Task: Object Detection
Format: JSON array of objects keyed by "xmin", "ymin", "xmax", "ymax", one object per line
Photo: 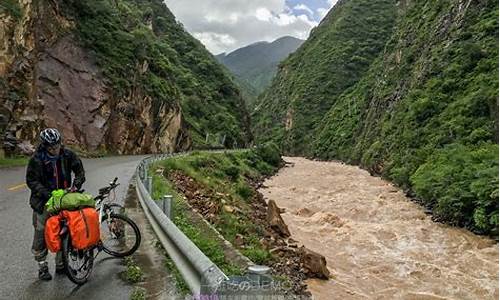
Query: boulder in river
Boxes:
[
  {"xmin": 267, "ymin": 200, "xmax": 291, "ymax": 237},
  {"xmin": 299, "ymin": 246, "xmax": 330, "ymax": 279}
]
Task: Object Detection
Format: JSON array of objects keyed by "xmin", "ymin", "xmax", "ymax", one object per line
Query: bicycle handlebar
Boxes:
[{"xmin": 97, "ymin": 177, "xmax": 120, "ymax": 196}]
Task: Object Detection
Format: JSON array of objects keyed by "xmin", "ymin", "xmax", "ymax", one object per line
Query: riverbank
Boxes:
[
  {"xmin": 150, "ymin": 146, "xmax": 322, "ymax": 297},
  {"xmin": 260, "ymin": 157, "xmax": 499, "ymax": 300}
]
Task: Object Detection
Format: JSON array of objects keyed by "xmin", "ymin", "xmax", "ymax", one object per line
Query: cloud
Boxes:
[
  {"xmin": 316, "ymin": 0, "xmax": 339, "ymax": 20},
  {"xmin": 164, "ymin": 0, "xmax": 318, "ymax": 54},
  {"xmin": 327, "ymin": 0, "xmax": 339, "ymax": 6},
  {"xmin": 293, "ymin": 4, "xmax": 314, "ymax": 16},
  {"xmin": 255, "ymin": 7, "xmax": 273, "ymax": 22},
  {"xmin": 326, "ymin": 0, "xmax": 340, "ymax": 10},
  {"xmin": 317, "ymin": 7, "xmax": 329, "ymax": 19},
  {"xmin": 192, "ymin": 32, "xmax": 237, "ymax": 53}
]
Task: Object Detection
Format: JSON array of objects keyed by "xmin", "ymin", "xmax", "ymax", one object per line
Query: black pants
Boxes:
[{"xmin": 31, "ymin": 209, "xmax": 62, "ymax": 266}]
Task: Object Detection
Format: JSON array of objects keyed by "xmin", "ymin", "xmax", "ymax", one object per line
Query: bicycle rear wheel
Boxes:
[
  {"xmin": 62, "ymin": 234, "xmax": 94, "ymax": 285},
  {"xmin": 100, "ymin": 213, "xmax": 141, "ymax": 257},
  {"xmin": 108, "ymin": 203, "xmax": 125, "ymax": 214}
]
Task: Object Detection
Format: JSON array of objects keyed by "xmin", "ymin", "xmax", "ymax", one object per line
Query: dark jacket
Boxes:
[{"xmin": 26, "ymin": 145, "xmax": 85, "ymax": 213}]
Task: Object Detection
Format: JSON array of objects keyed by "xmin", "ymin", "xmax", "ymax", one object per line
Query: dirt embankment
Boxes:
[
  {"xmin": 168, "ymin": 169, "xmax": 329, "ymax": 298},
  {"xmin": 260, "ymin": 157, "xmax": 499, "ymax": 300}
]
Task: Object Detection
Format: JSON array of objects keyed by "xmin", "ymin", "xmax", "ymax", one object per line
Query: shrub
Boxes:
[
  {"xmin": 411, "ymin": 143, "xmax": 498, "ymax": 234},
  {"xmin": 235, "ymin": 182, "xmax": 253, "ymax": 200},
  {"xmin": 254, "ymin": 142, "xmax": 282, "ymax": 167},
  {"xmin": 224, "ymin": 165, "xmax": 240, "ymax": 181},
  {"xmin": 0, "ymin": 0, "xmax": 22, "ymax": 20},
  {"xmin": 242, "ymin": 248, "xmax": 272, "ymax": 265}
]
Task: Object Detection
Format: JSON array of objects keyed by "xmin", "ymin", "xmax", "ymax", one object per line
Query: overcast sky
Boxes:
[{"xmin": 164, "ymin": 0, "xmax": 339, "ymax": 55}]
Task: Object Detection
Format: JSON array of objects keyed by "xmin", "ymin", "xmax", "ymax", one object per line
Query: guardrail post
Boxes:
[
  {"xmin": 247, "ymin": 265, "xmax": 271, "ymax": 285},
  {"xmin": 162, "ymin": 195, "xmax": 172, "ymax": 218},
  {"xmin": 147, "ymin": 176, "xmax": 153, "ymax": 194}
]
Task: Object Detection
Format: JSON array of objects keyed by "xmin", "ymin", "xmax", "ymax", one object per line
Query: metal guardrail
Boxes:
[{"xmin": 134, "ymin": 153, "xmax": 228, "ymax": 294}]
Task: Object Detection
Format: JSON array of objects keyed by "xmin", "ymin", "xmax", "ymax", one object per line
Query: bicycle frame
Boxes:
[
  {"xmin": 95, "ymin": 198, "xmax": 108, "ymax": 225},
  {"xmin": 94, "ymin": 179, "xmax": 122, "ymax": 239}
]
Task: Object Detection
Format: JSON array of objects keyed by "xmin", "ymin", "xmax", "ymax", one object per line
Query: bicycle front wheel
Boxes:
[
  {"xmin": 62, "ymin": 234, "xmax": 94, "ymax": 285},
  {"xmin": 100, "ymin": 213, "xmax": 141, "ymax": 257}
]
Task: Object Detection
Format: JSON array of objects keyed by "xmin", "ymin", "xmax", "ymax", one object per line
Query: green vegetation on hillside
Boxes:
[
  {"xmin": 253, "ymin": 0, "xmax": 499, "ymax": 234},
  {"xmin": 0, "ymin": 0, "xmax": 22, "ymax": 20},
  {"xmin": 60, "ymin": 0, "xmax": 250, "ymax": 148},
  {"xmin": 151, "ymin": 172, "xmax": 244, "ymax": 277},
  {"xmin": 253, "ymin": 0, "xmax": 397, "ymax": 154}
]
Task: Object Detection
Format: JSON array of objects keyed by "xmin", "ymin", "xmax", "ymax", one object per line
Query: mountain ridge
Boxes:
[{"xmin": 216, "ymin": 36, "xmax": 304, "ymax": 105}]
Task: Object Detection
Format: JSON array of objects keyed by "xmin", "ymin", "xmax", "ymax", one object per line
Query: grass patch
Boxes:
[
  {"xmin": 0, "ymin": 0, "xmax": 23, "ymax": 20},
  {"xmin": 130, "ymin": 287, "xmax": 146, "ymax": 300},
  {"xmin": 123, "ymin": 256, "xmax": 143, "ymax": 283},
  {"xmin": 163, "ymin": 255, "xmax": 190, "ymax": 295},
  {"xmin": 0, "ymin": 157, "xmax": 28, "ymax": 168},
  {"xmin": 173, "ymin": 197, "xmax": 244, "ymax": 275},
  {"xmin": 151, "ymin": 169, "xmax": 244, "ymax": 274},
  {"xmin": 273, "ymin": 274, "xmax": 293, "ymax": 290}
]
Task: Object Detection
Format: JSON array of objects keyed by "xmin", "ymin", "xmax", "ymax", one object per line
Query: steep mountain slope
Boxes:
[
  {"xmin": 216, "ymin": 36, "xmax": 304, "ymax": 103},
  {"xmin": 0, "ymin": 0, "xmax": 251, "ymax": 155},
  {"xmin": 253, "ymin": 0, "xmax": 397, "ymax": 152},
  {"xmin": 253, "ymin": 0, "xmax": 499, "ymax": 234}
]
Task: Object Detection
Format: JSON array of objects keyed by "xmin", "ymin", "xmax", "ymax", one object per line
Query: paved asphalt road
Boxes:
[{"xmin": 0, "ymin": 155, "xmax": 145, "ymax": 300}]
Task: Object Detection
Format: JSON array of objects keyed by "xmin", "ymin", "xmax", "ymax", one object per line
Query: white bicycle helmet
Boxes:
[{"xmin": 40, "ymin": 128, "xmax": 61, "ymax": 146}]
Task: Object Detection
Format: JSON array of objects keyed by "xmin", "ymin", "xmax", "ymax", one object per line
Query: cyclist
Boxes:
[{"xmin": 26, "ymin": 128, "xmax": 85, "ymax": 280}]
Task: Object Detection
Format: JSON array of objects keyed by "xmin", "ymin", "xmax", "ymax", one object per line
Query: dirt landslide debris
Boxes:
[{"xmin": 167, "ymin": 170, "xmax": 329, "ymax": 298}]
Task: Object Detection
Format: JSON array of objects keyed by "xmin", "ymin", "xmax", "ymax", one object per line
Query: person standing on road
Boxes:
[{"xmin": 25, "ymin": 128, "xmax": 85, "ymax": 280}]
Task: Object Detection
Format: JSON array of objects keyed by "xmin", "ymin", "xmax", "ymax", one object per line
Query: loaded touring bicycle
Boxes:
[{"xmin": 45, "ymin": 178, "xmax": 141, "ymax": 284}]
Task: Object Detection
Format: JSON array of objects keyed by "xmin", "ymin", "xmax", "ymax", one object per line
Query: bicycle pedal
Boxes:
[{"xmin": 97, "ymin": 242, "xmax": 104, "ymax": 250}]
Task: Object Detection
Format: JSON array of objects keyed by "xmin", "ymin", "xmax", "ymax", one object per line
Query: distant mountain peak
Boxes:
[
  {"xmin": 216, "ymin": 36, "xmax": 304, "ymax": 104},
  {"xmin": 273, "ymin": 36, "xmax": 302, "ymax": 43}
]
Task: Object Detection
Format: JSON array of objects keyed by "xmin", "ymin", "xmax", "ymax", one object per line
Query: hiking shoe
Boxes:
[
  {"xmin": 38, "ymin": 264, "xmax": 52, "ymax": 281},
  {"xmin": 55, "ymin": 264, "xmax": 66, "ymax": 274}
]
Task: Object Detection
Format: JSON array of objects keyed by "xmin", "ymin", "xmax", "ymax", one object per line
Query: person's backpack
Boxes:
[{"xmin": 45, "ymin": 190, "xmax": 95, "ymax": 213}]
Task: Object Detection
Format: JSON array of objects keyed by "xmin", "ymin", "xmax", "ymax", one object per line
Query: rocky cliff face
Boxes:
[
  {"xmin": 0, "ymin": 0, "xmax": 188, "ymax": 155},
  {"xmin": 1, "ymin": 0, "xmax": 249, "ymax": 155}
]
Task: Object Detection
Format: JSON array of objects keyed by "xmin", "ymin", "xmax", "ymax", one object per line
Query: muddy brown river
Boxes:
[{"xmin": 260, "ymin": 157, "xmax": 499, "ymax": 300}]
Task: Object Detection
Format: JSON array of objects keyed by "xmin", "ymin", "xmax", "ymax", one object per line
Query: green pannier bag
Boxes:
[{"xmin": 45, "ymin": 189, "xmax": 96, "ymax": 213}]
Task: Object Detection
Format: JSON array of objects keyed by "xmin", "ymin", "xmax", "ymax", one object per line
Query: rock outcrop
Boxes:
[
  {"xmin": 0, "ymin": 0, "xmax": 250, "ymax": 156},
  {"xmin": 0, "ymin": 1, "xmax": 189, "ymax": 155}
]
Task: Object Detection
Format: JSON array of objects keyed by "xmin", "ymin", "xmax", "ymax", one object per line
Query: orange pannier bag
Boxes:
[
  {"xmin": 62, "ymin": 208, "xmax": 100, "ymax": 250},
  {"xmin": 45, "ymin": 214, "xmax": 62, "ymax": 253}
]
